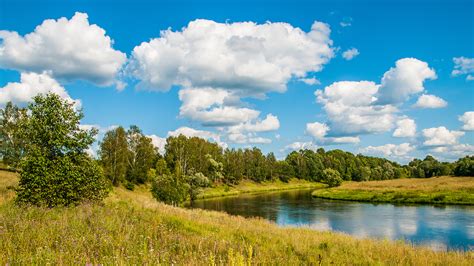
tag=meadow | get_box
[1,171,473,264]
[312,176,474,205]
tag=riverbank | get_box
[196,178,326,200]
[312,176,474,205]
[1,171,472,264]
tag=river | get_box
[189,189,474,251]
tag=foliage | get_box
[99,126,128,186]
[150,174,188,205]
[15,94,109,206]
[453,156,474,176]
[322,168,343,187]
[0,102,28,169]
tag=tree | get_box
[99,126,128,186]
[187,172,210,202]
[453,156,474,176]
[150,174,188,206]
[0,102,28,169]
[16,93,109,206]
[321,168,343,187]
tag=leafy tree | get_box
[99,126,128,186]
[150,174,188,205]
[187,172,210,202]
[16,93,109,206]
[453,156,474,176]
[321,168,343,187]
[0,102,28,169]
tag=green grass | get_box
[1,171,473,264]
[197,178,326,200]
[312,176,474,205]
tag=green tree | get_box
[0,102,28,169]
[453,156,474,176]
[322,168,343,187]
[150,174,188,205]
[99,126,128,186]
[126,126,156,186]
[16,93,109,206]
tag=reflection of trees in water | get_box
[190,190,474,251]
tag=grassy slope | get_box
[197,178,326,200]
[312,176,474,205]
[0,171,472,265]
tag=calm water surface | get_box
[189,189,474,251]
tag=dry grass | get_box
[1,171,473,264]
[0,170,18,205]
[313,176,474,205]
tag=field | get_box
[197,178,325,199]
[312,176,474,205]
[0,171,472,264]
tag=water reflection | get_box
[189,189,474,251]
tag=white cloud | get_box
[429,144,474,159]
[360,143,415,157]
[342,48,359,60]
[339,17,352,27]
[315,81,396,135]
[376,58,436,104]
[452,57,474,80]
[227,132,272,144]
[178,87,259,126]
[0,12,126,87]
[422,126,464,146]
[283,141,317,152]
[148,134,167,155]
[0,72,80,107]
[459,111,474,131]
[168,126,227,148]
[129,19,334,94]
[299,77,321,85]
[228,114,280,133]
[413,94,447,108]
[306,122,360,144]
[393,118,416,138]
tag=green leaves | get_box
[15,93,109,207]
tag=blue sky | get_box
[0,0,473,162]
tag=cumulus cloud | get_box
[452,57,474,80]
[342,48,359,60]
[0,72,80,107]
[429,144,474,160]
[283,141,318,152]
[0,12,126,87]
[311,58,437,140]
[360,143,415,157]
[227,132,272,144]
[413,94,447,108]
[299,77,321,85]
[129,19,334,94]
[178,87,259,126]
[376,58,436,104]
[306,122,360,144]
[393,118,416,138]
[422,126,464,146]
[459,111,474,131]
[148,134,167,155]
[315,81,396,135]
[168,126,227,148]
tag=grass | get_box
[1,171,473,264]
[312,176,474,205]
[197,178,326,200]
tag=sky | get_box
[0,0,473,162]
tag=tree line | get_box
[1,94,473,206]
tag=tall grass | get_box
[1,171,473,264]
[312,176,474,205]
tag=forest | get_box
[1,94,473,206]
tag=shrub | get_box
[15,93,109,207]
[151,174,188,205]
[322,169,343,187]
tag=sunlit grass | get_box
[1,171,473,264]
[197,178,326,199]
[312,176,474,205]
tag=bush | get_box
[15,93,109,207]
[151,174,189,205]
[322,169,343,187]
